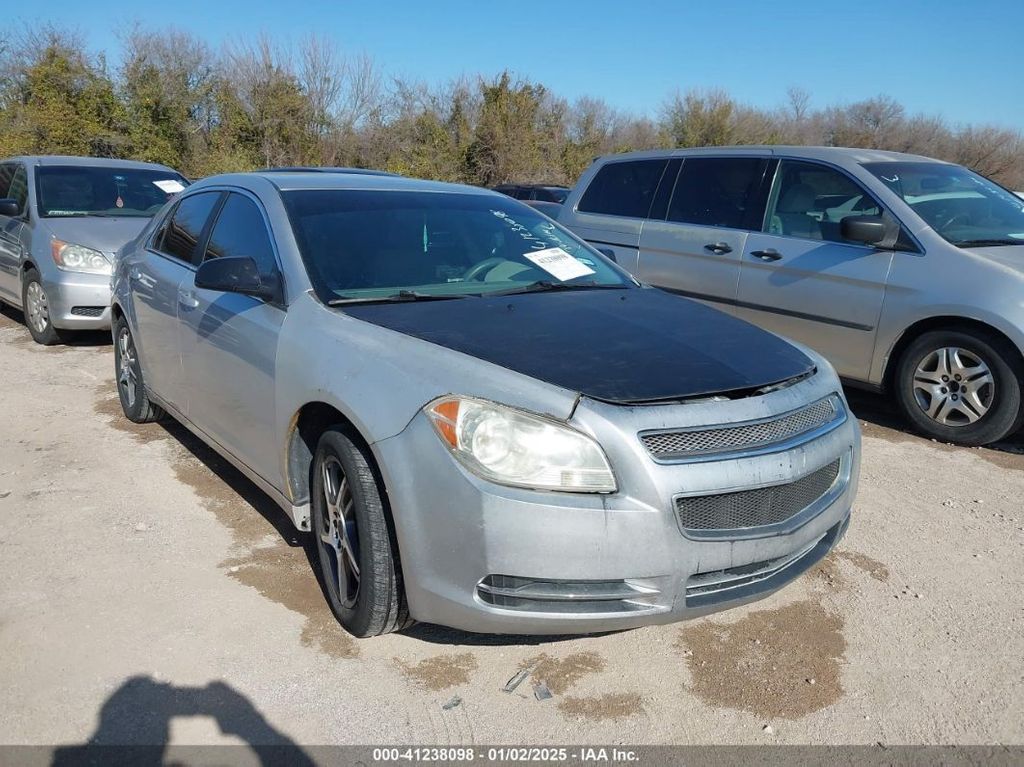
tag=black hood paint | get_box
[341,288,815,404]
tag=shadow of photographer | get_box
[52,676,315,767]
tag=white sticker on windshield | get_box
[522,247,595,281]
[153,179,185,194]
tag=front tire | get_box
[895,329,1023,446]
[311,427,411,638]
[22,269,67,346]
[113,315,165,423]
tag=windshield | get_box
[544,188,569,203]
[36,166,189,218]
[863,161,1024,246]
[282,190,632,302]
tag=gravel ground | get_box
[0,304,1021,748]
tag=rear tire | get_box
[895,328,1023,446]
[22,269,67,346]
[311,427,412,638]
[113,315,165,423]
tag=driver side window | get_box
[765,161,880,244]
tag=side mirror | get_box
[195,256,279,302]
[0,198,21,217]
[596,247,618,263]
[840,215,888,246]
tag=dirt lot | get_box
[0,304,1021,748]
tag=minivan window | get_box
[766,160,881,243]
[668,157,767,230]
[863,161,1024,247]
[0,164,27,214]
[577,159,668,218]
[204,194,277,278]
[36,165,188,218]
[283,190,631,301]
[158,192,221,264]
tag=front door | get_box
[0,164,28,301]
[177,192,284,484]
[637,156,771,312]
[735,159,894,379]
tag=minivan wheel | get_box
[22,269,66,346]
[311,427,411,638]
[895,329,1024,446]
[113,315,165,423]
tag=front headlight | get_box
[425,396,616,493]
[51,240,111,275]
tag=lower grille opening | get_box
[675,458,842,534]
[70,306,105,317]
[477,574,662,614]
[684,516,847,607]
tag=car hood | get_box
[341,288,815,404]
[41,216,151,254]
[962,243,1024,272]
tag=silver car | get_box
[559,147,1024,446]
[0,156,188,344]
[111,170,860,637]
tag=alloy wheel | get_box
[25,281,49,335]
[912,346,995,427]
[117,327,138,410]
[319,455,360,609]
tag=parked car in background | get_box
[559,147,1024,446]
[0,156,188,344]
[493,183,570,204]
[521,199,563,218]
[111,169,859,637]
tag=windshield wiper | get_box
[327,290,467,306]
[487,280,628,297]
[953,238,1024,247]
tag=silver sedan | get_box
[110,170,860,637]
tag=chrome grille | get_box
[641,396,839,461]
[675,459,841,533]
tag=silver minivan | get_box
[558,147,1024,446]
[0,156,188,344]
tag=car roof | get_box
[3,155,181,171]
[193,169,498,196]
[593,145,949,166]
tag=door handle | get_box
[177,289,199,309]
[750,249,782,262]
[704,242,732,255]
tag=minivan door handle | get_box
[704,242,732,255]
[750,249,782,262]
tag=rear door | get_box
[566,158,671,272]
[735,159,896,379]
[177,191,284,483]
[0,163,27,301]
[129,191,222,409]
[637,156,771,312]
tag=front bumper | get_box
[374,375,860,635]
[42,272,112,330]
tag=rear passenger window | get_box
[578,159,668,218]
[204,193,277,277]
[158,191,221,264]
[668,157,767,229]
[765,160,881,243]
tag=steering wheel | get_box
[938,212,971,232]
[463,257,508,282]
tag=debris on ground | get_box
[533,682,552,701]
[502,665,534,693]
[442,696,462,710]
[762,724,774,735]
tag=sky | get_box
[23,0,1024,129]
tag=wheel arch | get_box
[882,315,1024,392]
